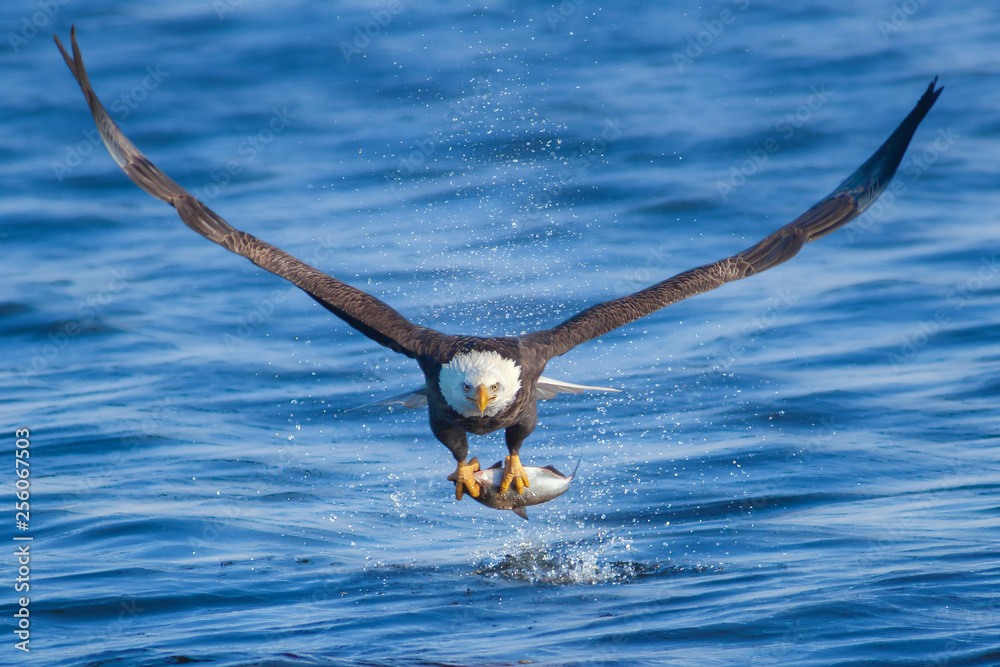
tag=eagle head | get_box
[439,350,522,418]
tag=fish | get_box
[467,460,579,519]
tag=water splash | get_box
[473,534,661,585]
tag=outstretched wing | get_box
[55,28,447,360]
[352,375,620,410]
[523,79,943,360]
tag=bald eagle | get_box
[56,29,941,503]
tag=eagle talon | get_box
[447,457,481,500]
[498,454,530,495]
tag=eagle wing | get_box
[523,79,943,360]
[55,28,446,360]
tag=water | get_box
[3,1,999,665]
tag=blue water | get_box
[3,1,999,665]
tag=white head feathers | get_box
[439,350,522,418]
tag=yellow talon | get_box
[447,457,480,500]
[498,454,530,495]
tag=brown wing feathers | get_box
[55,28,439,360]
[525,79,942,359]
[57,27,941,366]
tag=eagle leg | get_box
[499,454,530,495]
[447,457,481,500]
[501,420,534,495]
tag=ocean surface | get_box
[2,1,999,665]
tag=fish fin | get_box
[487,460,504,470]
[349,385,428,411]
[542,458,582,479]
[535,376,621,400]
[513,506,529,520]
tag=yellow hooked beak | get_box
[471,383,494,414]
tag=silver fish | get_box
[468,460,579,519]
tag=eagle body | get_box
[55,27,942,507]
[422,342,542,454]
